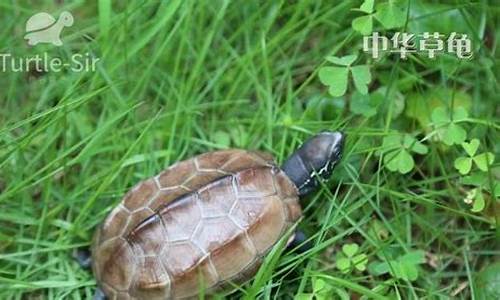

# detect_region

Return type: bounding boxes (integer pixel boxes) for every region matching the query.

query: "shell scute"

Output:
[133,256,170,299]
[163,241,205,275]
[169,255,218,299]
[198,176,236,218]
[210,234,256,279]
[160,194,201,242]
[123,207,155,237]
[127,214,168,256]
[196,150,237,171]
[220,151,273,173]
[100,283,117,300]
[284,198,302,222]
[235,167,277,198]
[275,171,299,198]
[157,160,195,189]
[191,217,240,253]
[246,196,287,254]
[123,179,158,211]
[99,205,130,243]
[96,238,136,292]
[147,187,186,210]
[229,197,265,229]
[183,170,221,190]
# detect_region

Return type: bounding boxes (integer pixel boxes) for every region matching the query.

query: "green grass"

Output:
[0,0,499,299]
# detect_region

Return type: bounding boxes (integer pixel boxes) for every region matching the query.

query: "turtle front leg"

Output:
[93,288,107,300]
[73,248,107,300]
[286,230,312,253]
[73,247,92,269]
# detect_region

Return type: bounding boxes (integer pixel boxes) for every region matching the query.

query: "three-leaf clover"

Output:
[295,278,350,300]
[405,88,472,130]
[336,243,368,274]
[352,0,406,35]
[380,134,428,174]
[454,139,495,175]
[294,278,332,300]
[319,54,371,97]
[431,106,468,146]
[369,250,425,281]
[350,86,404,118]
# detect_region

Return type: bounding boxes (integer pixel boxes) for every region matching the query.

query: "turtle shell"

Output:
[91,150,301,299]
[25,12,56,32]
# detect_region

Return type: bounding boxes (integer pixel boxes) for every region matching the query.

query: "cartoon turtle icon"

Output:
[24,11,74,46]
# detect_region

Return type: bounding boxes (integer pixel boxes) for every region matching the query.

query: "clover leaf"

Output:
[319,67,349,97]
[431,106,468,145]
[454,139,495,175]
[380,134,428,174]
[385,150,414,174]
[319,54,371,97]
[473,152,496,172]
[295,278,349,300]
[351,86,404,118]
[352,0,375,35]
[454,157,473,175]
[462,138,480,156]
[369,250,425,281]
[352,0,406,35]
[326,54,357,66]
[352,14,373,35]
[405,88,472,129]
[294,278,330,300]
[360,0,375,13]
[335,243,368,273]
[471,190,485,213]
[464,188,486,213]
[350,92,376,117]
[351,65,371,95]
[374,0,406,29]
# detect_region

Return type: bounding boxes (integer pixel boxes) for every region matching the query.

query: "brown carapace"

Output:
[91,131,344,299]
[92,150,301,299]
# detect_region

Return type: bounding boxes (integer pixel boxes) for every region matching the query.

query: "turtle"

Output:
[24,11,74,46]
[84,131,344,299]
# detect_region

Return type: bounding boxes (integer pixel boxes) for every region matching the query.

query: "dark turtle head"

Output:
[282,131,344,196]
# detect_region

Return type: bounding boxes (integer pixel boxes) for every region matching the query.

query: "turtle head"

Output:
[282,131,344,196]
[59,11,74,27]
[303,131,344,178]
